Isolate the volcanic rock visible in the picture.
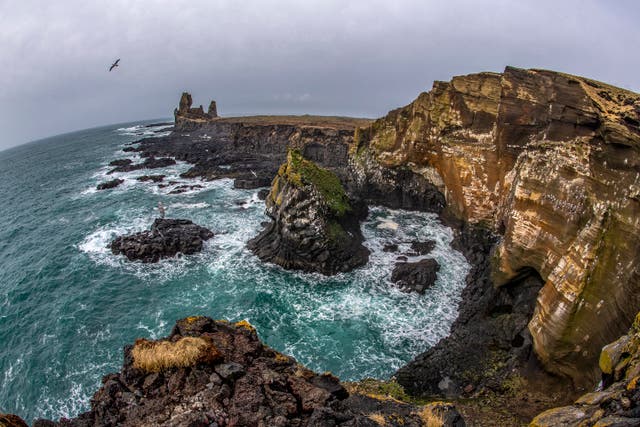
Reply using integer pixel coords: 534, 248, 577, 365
108, 158, 132, 167
0, 413, 28, 427
391, 259, 440, 294
410, 240, 436, 255
110, 218, 213, 263
32, 317, 449, 427
136, 174, 165, 183
96, 179, 124, 190
248, 150, 369, 275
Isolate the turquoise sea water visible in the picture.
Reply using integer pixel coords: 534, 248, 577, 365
0, 122, 469, 421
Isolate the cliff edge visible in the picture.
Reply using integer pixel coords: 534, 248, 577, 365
352, 66, 640, 388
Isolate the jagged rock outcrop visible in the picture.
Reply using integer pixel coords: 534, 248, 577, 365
107, 156, 176, 174
96, 179, 123, 190
32, 317, 461, 427
391, 259, 440, 294
0, 413, 28, 427
352, 66, 640, 388
531, 312, 640, 426
248, 150, 369, 275
110, 218, 214, 263
174, 92, 219, 130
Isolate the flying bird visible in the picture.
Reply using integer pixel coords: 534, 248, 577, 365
109, 59, 120, 72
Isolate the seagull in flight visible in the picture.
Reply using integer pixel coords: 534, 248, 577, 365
109, 59, 120, 72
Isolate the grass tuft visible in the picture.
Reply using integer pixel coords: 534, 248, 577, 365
132, 336, 221, 373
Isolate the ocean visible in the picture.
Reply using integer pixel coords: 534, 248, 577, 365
0, 121, 469, 421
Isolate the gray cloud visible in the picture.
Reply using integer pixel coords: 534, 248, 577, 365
1, 0, 639, 149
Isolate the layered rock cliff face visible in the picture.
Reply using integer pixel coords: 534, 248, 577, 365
352, 66, 640, 387
531, 312, 640, 426
248, 150, 369, 275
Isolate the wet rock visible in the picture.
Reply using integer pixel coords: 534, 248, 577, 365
110, 218, 214, 262
383, 243, 399, 252
108, 156, 175, 174
96, 179, 124, 190
391, 259, 440, 294
168, 184, 204, 194
410, 240, 436, 255
136, 174, 165, 183
108, 158, 132, 167
257, 188, 270, 200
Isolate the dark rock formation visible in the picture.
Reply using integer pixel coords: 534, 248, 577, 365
248, 150, 369, 275
96, 179, 123, 190
110, 219, 213, 263
394, 224, 569, 408
391, 259, 440, 294
352, 66, 640, 388
174, 92, 219, 130
108, 159, 132, 167
33, 317, 458, 427
136, 175, 165, 183
168, 184, 204, 194
410, 240, 436, 255
531, 312, 640, 426
257, 188, 270, 200
107, 156, 176, 174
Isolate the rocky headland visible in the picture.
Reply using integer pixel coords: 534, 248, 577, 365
25, 317, 464, 427
8, 67, 639, 426
248, 149, 369, 275
110, 218, 214, 263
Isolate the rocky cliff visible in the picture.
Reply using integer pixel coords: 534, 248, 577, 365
248, 150, 369, 275
174, 92, 219, 130
531, 312, 640, 426
352, 66, 640, 388
26, 317, 463, 427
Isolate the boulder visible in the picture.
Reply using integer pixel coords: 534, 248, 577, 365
391, 259, 440, 294
96, 179, 124, 190
136, 175, 165, 183
110, 218, 213, 262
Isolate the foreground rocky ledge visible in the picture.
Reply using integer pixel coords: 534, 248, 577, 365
25, 317, 464, 427
248, 150, 369, 275
110, 218, 214, 263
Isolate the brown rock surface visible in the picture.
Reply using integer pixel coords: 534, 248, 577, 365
32, 317, 459, 427
352, 66, 640, 387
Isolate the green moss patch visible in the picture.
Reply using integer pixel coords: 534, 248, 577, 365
283, 150, 351, 216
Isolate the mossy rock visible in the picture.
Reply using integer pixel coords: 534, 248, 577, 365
282, 149, 352, 217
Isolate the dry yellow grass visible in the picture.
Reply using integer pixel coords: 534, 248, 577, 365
367, 413, 386, 426
417, 406, 445, 427
132, 336, 221, 373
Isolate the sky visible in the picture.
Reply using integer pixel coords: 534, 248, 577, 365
1, 0, 639, 150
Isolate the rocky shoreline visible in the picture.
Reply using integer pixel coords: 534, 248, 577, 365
5, 66, 640, 426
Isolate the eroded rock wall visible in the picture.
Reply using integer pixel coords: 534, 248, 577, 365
354, 66, 640, 387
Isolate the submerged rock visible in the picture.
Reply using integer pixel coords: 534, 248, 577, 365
33, 317, 448, 427
248, 150, 369, 275
136, 174, 165, 183
96, 179, 124, 190
110, 218, 213, 262
410, 240, 436, 255
108, 156, 176, 174
391, 258, 440, 294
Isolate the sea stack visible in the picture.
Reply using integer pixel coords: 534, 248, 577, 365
248, 150, 369, 275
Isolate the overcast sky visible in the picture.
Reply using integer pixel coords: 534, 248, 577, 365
1, 0, 639, 150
